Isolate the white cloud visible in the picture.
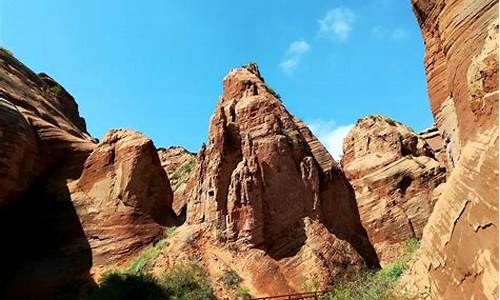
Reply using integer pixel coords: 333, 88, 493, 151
371, 26, 409, 41
308, 120, 354, 161
287, 40, 310, 55
280, 40, 310, 73
318, 7, 355, 41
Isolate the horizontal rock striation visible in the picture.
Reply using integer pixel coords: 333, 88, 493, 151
342, 115, 446, 263
402, 0, 499, 299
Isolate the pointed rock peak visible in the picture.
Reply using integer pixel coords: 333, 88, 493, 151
242, 62, 263, 79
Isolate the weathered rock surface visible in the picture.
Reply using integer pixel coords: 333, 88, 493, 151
0, 49, 97, 299
402, 1, 499, 299
69, 129, 177, 267
341, 115, 446, 264
0, 50, 176, 299
157, 146, 196, 214
157, 63, 379, 296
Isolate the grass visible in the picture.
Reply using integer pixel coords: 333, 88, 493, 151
91, 262, 216, 300
127, 227, 176, 274
89, 271, 167, 300
0, 46, 13, 56
234, 287, 253, 300
158, 263, 217, 300
323, 238, 419, 300
171, 159, 195, 181
222, 270, 241, 289
50, 84, 64, 97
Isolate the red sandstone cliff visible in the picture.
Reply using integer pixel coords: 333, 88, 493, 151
153, 63, 379, 297
0, 50, 176, 299
342, 115, 446, 264
401, 1, 499, 299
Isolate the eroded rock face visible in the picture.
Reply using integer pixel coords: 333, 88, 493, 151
0, 51, 177, 299
342, 115, 446, 263
0, 49, 97, 299
69, 129, 177, 266
173, 63, 379, 295
157, 146, 196, 214
402, 1, 499, 299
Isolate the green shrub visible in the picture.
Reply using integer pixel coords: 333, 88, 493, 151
50, 84, 64, 97
0, 46, 13, 56
185, 234, 195, 247
89, 271, 168, 300
234, 287, 252, 300
324, 238, 419, 300
127, 228, 176, 274
158, 263, 217, 300
222, 270, 241, 289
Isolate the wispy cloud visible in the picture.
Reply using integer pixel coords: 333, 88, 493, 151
318, 7, 355, 41
280, 40, 310, 73
308, 120, 353, 160
371, 26, 409, 41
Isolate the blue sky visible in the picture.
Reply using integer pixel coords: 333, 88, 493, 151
0, 0, 433, 159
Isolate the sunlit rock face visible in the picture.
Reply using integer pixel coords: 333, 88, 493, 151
69, 129, 178, 267
342, 115, 446, 264
165, 63, 380, 295
157, 146, 196, 214
402, 1, 499, 299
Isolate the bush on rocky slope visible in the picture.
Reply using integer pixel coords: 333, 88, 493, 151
324, 238, 419, 300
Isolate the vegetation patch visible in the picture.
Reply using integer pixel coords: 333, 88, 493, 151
50, 84, 64, 97
127, 227, 176, 274
90, 271, 167, 300
0, 46, 13, 56
324, 238, 419, 300
171, 159, 196, 181
158, 263, 217, 300
234, 287, 253, 300
222, 270, 241, 289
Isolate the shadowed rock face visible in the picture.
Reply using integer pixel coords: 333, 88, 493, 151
0, 50, 176, 299
402, 1, 499, 299
186, 63, 379, 266
157, 146, 196, 214
342, 115, 446, 264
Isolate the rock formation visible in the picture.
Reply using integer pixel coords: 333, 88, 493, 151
69, 129, 177, 267
0, 50, 176, 299
341, 115, 446, 263
402, 1, 499, 299
153, 63, 379, 296
157, 146, 196, 214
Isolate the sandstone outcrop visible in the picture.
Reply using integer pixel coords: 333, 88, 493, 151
69, 129, 177, 267
157, 146, 196, 214
341, 115, 446, 264
155, 63, 379, 296
0, 50, 176, 299
402, 1, 499, 299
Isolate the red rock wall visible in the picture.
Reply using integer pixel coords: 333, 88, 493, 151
402, 1, 499, 299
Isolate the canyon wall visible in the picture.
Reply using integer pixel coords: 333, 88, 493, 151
342, 115, 446, 264
402, 0, 499, 299
0, 50, 176, 299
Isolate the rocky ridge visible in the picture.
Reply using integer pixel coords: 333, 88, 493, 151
0, 50, 177, 299
341, 115, 446, 264
154, 63, 379, 297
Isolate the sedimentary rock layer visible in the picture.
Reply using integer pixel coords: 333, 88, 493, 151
402, 1, 499, 299
342, 115, 446, 263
